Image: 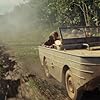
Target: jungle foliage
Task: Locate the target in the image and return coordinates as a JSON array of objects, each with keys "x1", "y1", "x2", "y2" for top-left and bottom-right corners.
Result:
[{"x1": 36, "y1": 0, "x2": 100, "y2": 28}]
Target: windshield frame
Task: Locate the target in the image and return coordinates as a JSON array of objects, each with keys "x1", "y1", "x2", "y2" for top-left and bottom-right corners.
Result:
[{"x1": 59, "y1": 26, "x2": 100, "y2": 40}]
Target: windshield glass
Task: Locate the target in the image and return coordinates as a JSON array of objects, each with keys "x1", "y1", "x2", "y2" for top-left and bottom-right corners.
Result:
[{"x1": 60, "y1": 26, "x2": 100, "y2": 39}]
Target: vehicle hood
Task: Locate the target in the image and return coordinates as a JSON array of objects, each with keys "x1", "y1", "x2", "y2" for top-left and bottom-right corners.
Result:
[{"x1": 65, "y1": 47, "x2": 100, "y2": 57}]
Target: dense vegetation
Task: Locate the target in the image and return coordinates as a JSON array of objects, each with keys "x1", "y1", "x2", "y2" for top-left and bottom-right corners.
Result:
[
  {"x1": 0, "y1": 0, "x2": 100, "y2": 40},
  {"x1": 36, "y1": 0, "x2": 100, "y2": 28},
  {"x1": 0, "y1": 0, "x2": 100, "y2": 43}
]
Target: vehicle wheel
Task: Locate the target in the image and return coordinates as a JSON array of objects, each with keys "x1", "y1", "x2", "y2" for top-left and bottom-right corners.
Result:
[
  {"x1": 65, "y1": 70, "x2": 77, "y2": 100},
  {"x1": 43, "y1": 58, "x2": 50, "y2": 78}
]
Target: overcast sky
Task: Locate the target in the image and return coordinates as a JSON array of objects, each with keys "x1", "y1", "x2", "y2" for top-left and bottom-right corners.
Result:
[{"x1": 0, "y1": 0, "x2": 29, "y2": 14}]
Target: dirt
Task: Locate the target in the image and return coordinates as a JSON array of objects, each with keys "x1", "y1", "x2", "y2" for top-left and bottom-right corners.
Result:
[
  {"x1": 29, "y1": 75, "x2": 67, "y2": 100},
  {"x1": 0, "y1": 44, "x2": 68, "y2": 100},
  {"x1": 0, "y1": 44, "x2": 100, "y2": 100}
]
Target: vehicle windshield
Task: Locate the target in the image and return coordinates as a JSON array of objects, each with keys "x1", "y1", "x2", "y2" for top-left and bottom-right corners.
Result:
[{"x1": 59, "y1": 26, "x2": 100, "y2": 39}]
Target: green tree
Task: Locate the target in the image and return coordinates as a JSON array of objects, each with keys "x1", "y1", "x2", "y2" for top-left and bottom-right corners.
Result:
[{"x1": 38, "y1": 0, "x2": 100, "y2": 27}]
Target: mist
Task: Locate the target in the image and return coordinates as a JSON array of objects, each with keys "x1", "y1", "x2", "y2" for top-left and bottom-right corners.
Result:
[{"x1": 0, "y1": 0, "x2": 47, "y2": 44}]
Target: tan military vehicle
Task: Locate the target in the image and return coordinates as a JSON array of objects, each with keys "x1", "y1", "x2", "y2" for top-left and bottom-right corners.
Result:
[{"x1": 38, "y1": 26, "x2": 100, "y2": 100}]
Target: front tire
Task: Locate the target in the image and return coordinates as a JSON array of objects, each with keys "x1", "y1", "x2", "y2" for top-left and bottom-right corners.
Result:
[{"x1": 65, "y1": 70, "x2": 77, "y2": 100}]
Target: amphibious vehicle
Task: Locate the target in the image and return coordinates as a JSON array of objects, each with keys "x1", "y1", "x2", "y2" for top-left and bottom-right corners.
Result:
[{"x1": 38, "y1": 26, "x2": 100, "y2": 100}]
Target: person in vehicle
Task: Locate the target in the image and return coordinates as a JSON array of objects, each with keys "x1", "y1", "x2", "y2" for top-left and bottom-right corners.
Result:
[
  {"x1": 44, "y1": 31, "x2": 60, "y2": 48},
  {"x1": 85, "y1": 31, "x2": 92, "y2": 37}
]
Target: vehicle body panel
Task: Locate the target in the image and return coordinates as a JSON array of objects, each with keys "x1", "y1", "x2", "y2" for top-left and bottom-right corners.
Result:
[
  {"x1": 39, "y1": 46, "x2": 100, "y2": 90},
  {"x1": 38, "y1": 26, "x2": 100, "y2": 90}
]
